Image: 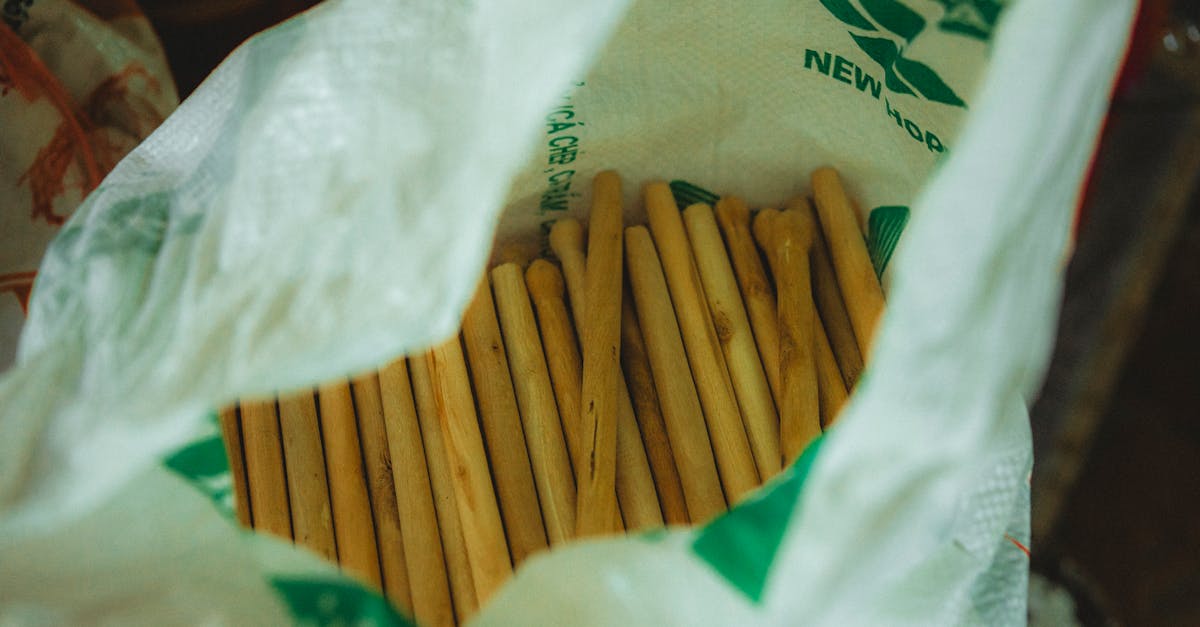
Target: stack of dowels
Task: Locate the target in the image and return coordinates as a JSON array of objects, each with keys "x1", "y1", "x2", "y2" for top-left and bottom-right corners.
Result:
[{"x1": 218, "y1": 167, "x2": 884, "y2": 625}]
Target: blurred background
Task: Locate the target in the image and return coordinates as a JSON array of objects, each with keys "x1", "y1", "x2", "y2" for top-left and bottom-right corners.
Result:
[{"x1": 9, "y1": 0, "x2": 1200, "y2": 624}]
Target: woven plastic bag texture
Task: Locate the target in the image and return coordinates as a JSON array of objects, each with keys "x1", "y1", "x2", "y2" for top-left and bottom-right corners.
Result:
[{"x1": 0, "y1": 0, "x2": 1136, "y2": 624}]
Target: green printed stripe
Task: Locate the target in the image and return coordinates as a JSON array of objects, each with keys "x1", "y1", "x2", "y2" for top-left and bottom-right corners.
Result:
[
  {"x1": 163, "y1": 411, "x2": 238, "y2": 520},
  {"x1": 867, "y1": 205, "x2": 909, "y2": 277},
  {"x1": 819, "y1": 0, "x2": 877, "y2": 31},
  {"x1": 669, "y1": 180, "x2": 720, "y2": 210},
  {"x1": 860, "y1": 0, "x2": 925, "y2": 42},
  {"x1": 272, "y1": 577, "x2": 413, "y2": 626},
  {"x1": 692, "y1": 435, "x2": 826, "y2": 603}
]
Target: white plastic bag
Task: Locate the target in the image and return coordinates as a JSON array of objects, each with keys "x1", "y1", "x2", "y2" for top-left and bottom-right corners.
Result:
[{"x1": 0, "y1": 0, "x2": 1136, "y2": 624}]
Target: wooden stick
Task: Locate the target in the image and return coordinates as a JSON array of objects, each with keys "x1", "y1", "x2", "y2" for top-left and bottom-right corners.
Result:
[
  {"x1": 317, "y1": 381, "x2": 383, "y2": 588},
  {"x1": 716, "y1": 199, "x2": 785, "y2": 410},
  {"x1": 491, "y1": 262, "x2": 578, "y2": 544},
  {"x1": 426, "y1": 337, "x2": 513, "y2": 603},
  {"x1": 548, "y1": 219, "x2": 667, "y2": 531},
  {"x1": 217, "y1": 405, "x2": 253, "y2": 528},
  {"x1": 409, "y1": 353, "x2": 478, "y2": 623},
  {"x1": 645, "y1": 183, "x2": 760, "y2": 502},
  {"x1": 238, "y1": 398, "x2": 292, "y2": 541},
  {"x1": 752, "y1": 208, "x2": 781, "y2": 262},
  {"x1": 351, "y1": 373, "x2": 413, "y2": 607},
  {"x1": 798, "y1": 196, "x2": 864, "y2": 390},
  {"x1": 525, "y1": 262, "x2": 607, "y2": 505},
  {"x1": 526, "y1": 260, "x2": 632, "y2": 532},
  {"x1": 813, "y1": 317, "x2": 849, "y2": 428},
  {"x1": 378, "y1": 358, "x2": 455, "y2": 627},
  {"x1": 684, "y1": 202, "x2": 781, "y2": 481},
  {"x1": 625, "y1": 225, "x2": 727, "y2": 522},
  {"x1": 575, "y1": 171, "x2": 624, "y2": 537},
  {"x1": 276, "y1": 390, "x2": 337, "y2": 562},
  {"x1": 461, "y1": 276, "x2": 549, "y2": 564},
  {"x1": 769, "y1": 210, "x2": 822, "y2": 464},
  {"x1": 619, "y1": 298, "x2": 690, "y2": 525},
  {"x1": 811, "y1": 167, "x2": 885, "y2": 356}
]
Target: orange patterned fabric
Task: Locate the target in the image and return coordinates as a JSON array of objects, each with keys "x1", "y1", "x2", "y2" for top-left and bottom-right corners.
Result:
[{"x1": 1, "y1": 0, "x2": 177, "y2": 369}]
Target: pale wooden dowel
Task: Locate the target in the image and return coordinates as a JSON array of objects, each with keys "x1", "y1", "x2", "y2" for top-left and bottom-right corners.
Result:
[
  {"x1": 317, "y1": 381, "x2": 383, "y2": 588},
  {"x1": 619, "y1": 298, "x2": 690, "y2": 526},
  {"x1": 549, "y1": 218, "x2": 664, "y2": 532},
  {"x1": 524, "y1": 260, "x2": 606, "y2": 497},
  {"x1": 797, "y1": 196, "x2": 863, "y2": 390},
  {"x1": 767, "y1": 210, "x2": 822, "y2": 465},
  {"x1": 378, "y1": 358, "x2": 455, "y2": 627},
  {"x1": 461, "y1": 276, "x2": 549, "y2": 564},
  {"x1": 217, "y1": 405, "x2": 253, "y2": 528},
  {"x1": 811, "y1": 167, "x2": 885, "y2": 356},
  {"x1": 351, "y1": 373, "x2": 413, "y2": 608},
  {"x1": 684, "y1": 202, "x2": 781, "y2": 481},
  {"x1": 751, "y1": 208, "x2": 782, "y2": 386},
  {"x1": 715, "y1": 198, "x2": 784, "y2": 410},
  {"x1": 575, "y1": 171, "x2": 624, "y2": 537},
  {"x1": 426, "y1": 337, "x2": 512, "y2": 604},
  {"x1": 645, "y1": 183, "x2": 760, "y2": 502},
  {"x1": 751, "y1": 209, "x2": 781, "y2": 260},
  {"x1": 276, "y1": 390, "x2": 337, "y2": 562},
  {"x1": 625, "y1": 226, "x2": 727, "y2": 523},
  {"x1": 239, "y1": 398, "x2": 292, "y2": 541},
  {"x1": 813, "y1": 316, "x2": 849, "y2": 428},
  {"x1": 491, "y1": 262, "x2": 578, "y2": 545},
  {"x1": 409, "y1": 354, "x2": 477, "y2": 623},
  {"x1": 526, "y1": 260, "x2": 630, "y2": 532}
]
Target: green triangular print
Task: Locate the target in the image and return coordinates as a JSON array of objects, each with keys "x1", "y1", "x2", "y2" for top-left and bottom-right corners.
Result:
[
  {"x1": 669, "y1": 180, "x2": 720, "y2": 210},
  {"x1": 860, "y1": 0, "x2": 926, "y2": 42},
  {"x1": 271, "y1": 577, "x2": 414, "y2": 626},
  {"x1": 692, "y1": 435, "x2": 826, "y2": 603},
  {"x1": 819, "y1": 0, "x2": 877, "y2": 31},
  {"x1": 162, "y1": 412, "x2": 236, "y2": 519},
  {"x1": 867, "y1": 205, "x2": 910, "y2": 277},
  {"x1": 893, "y1": 57, "x2": 966, "y2": 107}
]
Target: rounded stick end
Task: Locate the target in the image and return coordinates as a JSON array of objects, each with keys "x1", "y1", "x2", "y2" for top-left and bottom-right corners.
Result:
[
  {"x1": 549, "y1": 218, "x2": 585, "y2": 259},
  {"x1": 490, "y1": 261, "x2": 524, "y2": 286},
  {"x1": 643, "y1": 182, "x2": 676, "y2": 215},
  {"x1": 811, "y1": 166, "x2": 842, "y2": 190},
  {"x1": 682, "y1": 202, "x2": 713, "y2": 221},
  {"x1": 714, "y1": 197, "x2": 750, "y2": 227},
  {"x1": 594, "y1": 170, "x2": 623, "y2": 197},
  {"x1": 752, "y1": 208, "x2": 781, "y2": 251},
  {"x1": 525, "y1": 259, "x2": 565, "y2": 302},
  {"x1": 625, "y1": 224, "x2": 652, "y2": 247},
  {"x1": 782, "y1": 206, "x2": 816, "y2": 250}
]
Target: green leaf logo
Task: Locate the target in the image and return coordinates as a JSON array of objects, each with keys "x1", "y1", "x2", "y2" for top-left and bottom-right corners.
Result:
[{"x1": 819, "y1": 0, "x2": 1004, "y2": 108}]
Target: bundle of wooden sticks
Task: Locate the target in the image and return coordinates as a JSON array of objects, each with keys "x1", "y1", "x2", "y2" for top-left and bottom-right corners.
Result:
[{"x1": 218, "y1": 167, "x2": 883, "y2": 625}]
